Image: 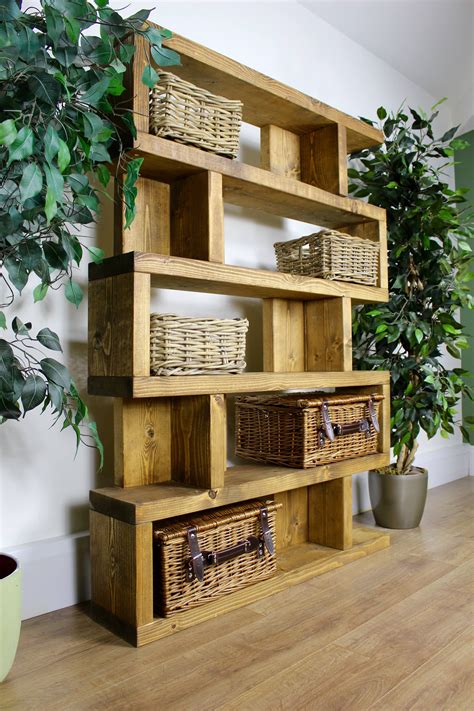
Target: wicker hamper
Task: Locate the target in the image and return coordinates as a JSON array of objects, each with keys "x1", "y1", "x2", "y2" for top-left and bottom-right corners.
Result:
[
  {"x1": 149, "y1": 72, "x2": 243, "y2": 158},
  {"x1": 235, "y1": 392, "x2": 383, "y2": 468},
  {"x1": 150, "y1": 313, "x2": 249, "y2": 376},
  {"x1": 274, "y1": 229, "x2": 380, "y2": 286},
  {"x1": 154, "y1": 501, "x2": 281, "y2": 616}
]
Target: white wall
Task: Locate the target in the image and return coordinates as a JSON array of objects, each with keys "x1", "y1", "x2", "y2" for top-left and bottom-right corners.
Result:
[{"x1": 0, "y1": 0, "x2": 470, "y2": 619}]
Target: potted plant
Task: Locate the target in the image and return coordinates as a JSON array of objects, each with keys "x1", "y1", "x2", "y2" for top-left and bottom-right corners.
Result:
[
  {"x1": 0, "y1": 555, "x2": 20, "y2": 683},
  {"x1": 0, "y1": 0, "x2": 179, "y2": 680},
  {"x1": 349, "y1": 103, "x2": 473, "y2": 529}
]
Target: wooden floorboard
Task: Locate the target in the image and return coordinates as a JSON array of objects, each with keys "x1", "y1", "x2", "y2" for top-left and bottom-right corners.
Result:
[{"x1": 0, "y1": 476, "x2": 472, "y2": 710}]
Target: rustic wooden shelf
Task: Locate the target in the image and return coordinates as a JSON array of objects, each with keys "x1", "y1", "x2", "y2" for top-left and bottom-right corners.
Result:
[
  {"x1": 89, "y1": 27, "x2": 391, "y2": 647},
  {"x1": 89, "y1": 252, "x2": 388, "y2": 304},
  {"x1": 163, "y1": 33, "x2": 383, "y2": 152},
  {"x1": 88, "y1": 370, "x2": 390, "y2": 398},
  {"x1": 91, "y1": 526, "x2": 390, "y2": 647},
  {"x1": 90, "y1": 452, "x2": 390, "y2": 525},
  {"x1": 132, "y1": 132, "x2": 385, "y2": 228}
]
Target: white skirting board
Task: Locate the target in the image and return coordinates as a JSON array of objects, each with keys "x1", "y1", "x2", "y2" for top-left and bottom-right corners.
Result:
[{"x1": 4, "y1": 442, "x2": 472, "y2": 621}]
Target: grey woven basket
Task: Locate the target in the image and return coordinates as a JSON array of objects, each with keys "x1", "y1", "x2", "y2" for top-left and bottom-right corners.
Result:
[
  {"x1": 274, "y1": 229, "x2": 380, "y2": 285},
  {"x1": 149, "y1": 72, "x2": 242, "y2": 159},
  {"x1": 150, "y1": 314, "x2": 249, "y2": 376}
]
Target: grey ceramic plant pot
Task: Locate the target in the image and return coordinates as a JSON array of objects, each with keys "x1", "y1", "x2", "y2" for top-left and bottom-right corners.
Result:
[
  {"x1": 0, "y1": 554, "x2": 21, "y2": 683},
  {"x1": 369, "y1": 466, "x2": 428, "y2": 529}
]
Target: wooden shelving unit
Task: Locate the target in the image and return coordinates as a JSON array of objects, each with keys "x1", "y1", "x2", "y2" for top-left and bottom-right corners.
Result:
[{"x1": 89, "y1": 27, "x2": 390, "y2": 647}]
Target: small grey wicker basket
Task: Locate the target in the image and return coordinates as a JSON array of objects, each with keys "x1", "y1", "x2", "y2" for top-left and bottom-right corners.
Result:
[
  {"x1": 274, "y1": 229, "x2": 380, "y2": 285},
  {"x1": 150, "y1": 314, "x2": 249, "y2": 376},
  {"x1": 149, "y1": 72, "x2": 242, "y2": 159}
]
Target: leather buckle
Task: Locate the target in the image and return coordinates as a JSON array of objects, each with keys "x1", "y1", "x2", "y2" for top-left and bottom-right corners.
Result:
[
  {"x1": 259, "y1": 507, "x2": 274, "y2": 555},
  {"x1": 368, "y1": 398, "x2": 380, "y2": 433},
  {"x1": 186, "y1": 526, "x2": 204, "y2": 583},
  {"x1": 321, "y1": 401, "x2": 335, "y2": 442}
]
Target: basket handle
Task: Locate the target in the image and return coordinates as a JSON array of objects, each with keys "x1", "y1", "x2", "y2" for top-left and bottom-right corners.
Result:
[
  {"x1": 319, "y1": 397, "x2": 380, "y2": 444},
  {"x1": 186, "y1": 507, "x2": 274, "y2": 583}
]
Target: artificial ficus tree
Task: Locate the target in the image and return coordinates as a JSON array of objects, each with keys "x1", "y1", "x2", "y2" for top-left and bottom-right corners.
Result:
[
  {"x1": 0, "y1": 0, "x2": 179, "y2": 463},
  {"x1": 350, "y1": 102, "x2": 474, "y2": 474}
]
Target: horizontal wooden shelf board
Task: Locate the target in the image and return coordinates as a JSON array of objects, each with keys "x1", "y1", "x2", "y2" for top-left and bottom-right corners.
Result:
[
  {"x1": 88, "y1": 370, "x2": 390, "y2": 399},
  {"x1": 89, "y1": 252, "x2": 388, "y2": 304},
  {"x1": 162, "y1": 31, "x2": 383, "y2": 152},
  {"x1": 133, "y1": 132, "x2": 385, "y2": 228},
  {"x1": 89, "y1": 452, "x2": 390, "y2": 525}
]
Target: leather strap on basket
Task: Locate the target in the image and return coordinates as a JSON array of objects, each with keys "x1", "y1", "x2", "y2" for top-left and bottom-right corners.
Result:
[
  {"x1": 186, "y1": 506, "x2": 274, "y2": 583},
  {"x1": 367, "y1": 397, "x2": 380, "y2": 433},
  {"x1": 319, "y1": 397, "x2": 379, "y2": 445}
]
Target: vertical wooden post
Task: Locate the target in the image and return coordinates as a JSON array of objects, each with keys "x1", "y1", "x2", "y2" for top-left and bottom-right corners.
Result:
[
  {"x1": 274, "y1": 489, "x2": 309, "y2": 550},
  {"x1": 114, "y1": 176, "x2": 170, "y2": 255},
  {"x1": 90, "y1": 511, "x2": 154, "y2": 629},
  {"x1": 301, "y1": 124, "x2": 348, "y2": 195},
  {"x1": 88, "y1": 272, "x2": 151, "y2": 378},
  {"x1": 260, "y1": 125, "x2": 301, "y2": 179},
  {"x1": 121, "y1": 33, "x2": 150, "y2": 134},
  {"x1": 308, "y1": 477, "x2": 353, "y2": 550},
  {"x1": 170, "y1": 171, "x2": 224, "y2": 263},
  {"x1": 305, "y1": 296, "x2": 352, "y2": 371},
  {"x1": 263, "y1": 298, "x2": 305, "y2": 372},
  {"x1": 171, "y1": 394, "x2": 226, "y2": 490}
]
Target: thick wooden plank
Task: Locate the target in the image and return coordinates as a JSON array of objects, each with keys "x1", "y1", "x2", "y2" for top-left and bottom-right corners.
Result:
[
  {"x1": 160, "y1": 30, "x2": 383, "y2": 151},
  {"x1": 301, "y1": 124, "x2": 348, "y2": 195},
  {"x1": 308, "y1": 476, "x2": 353, "y2": 550},
  {"x1": 114, "y1": 176, "x2": 170, "y2": 255},
  {"x1": 114, "y1": 399, "x2": 171, "y2": 487},
  {"x1": 134, "y1": 527, "x2": 389, "y2": 645},
  {"x1": 88, "y1": 273, "x2": 150, "y2": 377},
  {"x1": 305, "y1": 297, "x2": 353, "y2": 371},
  {"x1": 171, "y1": 394, "x2": 226, "y2": 489},
  {"x1": 88, "y1": 369, "x2": 390, "y2": 398},
  {"x1": 133, "y1": 132, "x2": 386, "y2": 227},
  {"x1": 274, "y1": 489, "x2": 309, "y2": 550},
  {"x1": 260, "y1": 124, "x2": 301, "y2": 179},
  {"x1": 89, "y1": 252, "x2": 389, "y2": 304},
  {"x1": 263, "y1": 299, "x2": 305, "y2": 372},
  {"x1": 170, "y1": 171, "x2": 224, "y2": 262},
  {"x1": 122, "y1": 33, "x2": 149, "y2": 133},
  {"x1": 90, "y1": 511, "x2": 153, "y2": 628},
  {"x1": 89, "y1": 452, "x2": 390, "y2": 525},
  {"x1": 357, "y1": 383, "x2": 391, "y2": 455}
]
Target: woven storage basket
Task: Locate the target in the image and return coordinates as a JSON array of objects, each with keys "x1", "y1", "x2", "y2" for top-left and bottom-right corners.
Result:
[
  {"x1": 150, "y1": 313, "x2": 249, "y2": 376},
  {"x1": 149, "y1": 72, "x2": 243, "y2": 158},
  {"x1": 274, "y1": 229, "x2": 380, "y2": 285},
  {"x1": 235, "y1": 392, "x2": 383, "y2": 468},
  {"x1": 154, "y1": 500, "x2": 281, "y2": 616}
]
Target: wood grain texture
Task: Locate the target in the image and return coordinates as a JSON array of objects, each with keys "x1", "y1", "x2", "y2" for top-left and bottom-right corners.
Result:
[
  {"x1": 170, "y1": 171, "x2": 224, "y2": 262},
  {"x1": 357, "y1": 383, "x2": 391, "y2": 454},
  {"x1": 274, "y1": 489, "x2": 309, "y2": 550},
  {"x1": 171, "y1": 394, "x2": 226, "y2": 489},
  {"x1": 113, "y1": 399, "x2": 171, "y2": 487},
  {"x1": 260, "y1": 124, "x2": 301, "y2": 179},
  {"x1": 308, "y1": 476, "x2": 353, "y2": 550},
  {"x1": 305, "y1": 296, "x2": 352, "y2": 371},
  {"x1": 90, "y1": 452, "x2": 390, "y2": 525},
  {"x1": 159, "y1": 29, "x2": 383, "y2": 150},
  {"x1": 89, "y1": 252, "x2": 389, "y2": 304},
  {"x1": 121, "y1": 33, "x2": 149, "y2": 133},
  {"x1": 263, "y1": 299, "x2": 305, "y2": 372},
  {"x1": 114, "y1": 176, "x2": 170, "y2": 255},
  {"x1": 3, "y1": 479, "x2": 471, "y2": 708},
  {"x1": 90, "y1": 511, "x2": 153, "y2": 628},
  {"x1": 88, "y1": 273, "x2": 150, "y2": 377},
  {"x1": 301, "y1": 124, "x2": 348, "y2": 195},
  {"x1": 88, "y1": 369, "x2": 390, "y2": 398},
  {"x1": 133, "y1": 132, "x2": 386, "y2": 227}
]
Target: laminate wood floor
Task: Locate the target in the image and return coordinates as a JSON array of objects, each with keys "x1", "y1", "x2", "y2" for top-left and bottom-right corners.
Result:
[{"x1": 1, "y1": 477, "x2": 472, "y2": 710}]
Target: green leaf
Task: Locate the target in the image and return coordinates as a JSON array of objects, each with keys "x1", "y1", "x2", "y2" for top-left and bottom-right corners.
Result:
[
  {"x1": 0, "y1": 312, "x2": 6, "y2": 330},
  {"x1": 45, "y1": 186, "x2": 57, "y2": 224},
  {"x1": 86, "y1": 246, "x2": 104, "y2": 264},
  {"x1": 19, "y1": 240, "x2": 42, "y2": 270},
  {"x1": 37, "y1": 328, "x2": 62, "y2": 352},
  {"x1": 95, "y1": 164, "x2": 110, "y2": 188},
  {"x1": 7, "y1": 127, "x2": 34, "y2": 166},
  {"x1": 21, "y1": 374, "x2": 47, "y2": 413},
  {"x1": 43, "y1": 240, "x2": 69, "y2": 270},
  {"x1": 57, "y1": 139, "x2": 71, "y2": 173},
  {"x1": 44, "y1": 125, "x2": 61, "y2": 164},
  {"x1": 65, "y1": 281, "x2": 83, "y2": 307},
  {"x1": 142, "y1": 65, "x2": 158, "y2": 89},
  {"x1": 5, "y1": 255, "x2": 28, "y2": 293},
  {"x1": 151, "y1": 46, "x2": 180, "y2": 67},
  {"x1": 80, "y1": 77, "x2": 110, "y2": 107},
  {"x1": 44, "y1": 163, "x2": 64, "y2": 202},
  {"x1": 377, "y1": 107, "x2": 387, "y2": 120},
  {"x1": 19, "y1": 163, "x2": 43, "y2": 201},
  {"x1": 40, "y1": 358, "x2": 71, "y2": 390},
  {"x1": 12, "y1": 317, "x2": 30, "y2": 335},
  {"x1": 0, "y1": 119, "x2": 17, "y2": 147},
  {"x1": 33, "y1": 283, "x2": 48, "y2": 303},
  {"x1": 47, "y1": 381, "x2": 64, "y2": 411},
  {"x1": 88, "y1": 420, "x2": 104, "y2": 469},
  {"x1": 415, "y1": 328, "x2": 423, "y2": 343}
]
